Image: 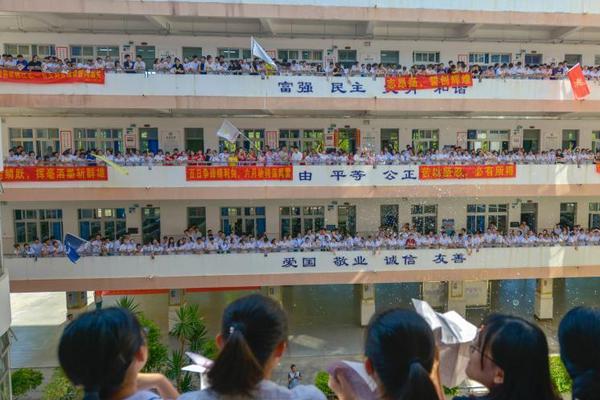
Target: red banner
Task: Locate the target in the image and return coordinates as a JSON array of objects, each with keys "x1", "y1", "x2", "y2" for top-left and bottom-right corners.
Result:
[
  {"x1": 0, "y1": 69, "x2": 105, "y2": 84},
  {"x1": 187, "y1": 166, "x2": 293, "y2": 181},
  {"x1": 419, "y1": 164, "x2": 516, "y2": 180},
  {"x1": 385, "y1": 72, "x2": 473, "y2": 92},
  {"x1": 567, "y1": 64, "x2": 590, "y2": 100},
  {"x1": 0, "y1": 166, "x2": 108, "y2": 181}
]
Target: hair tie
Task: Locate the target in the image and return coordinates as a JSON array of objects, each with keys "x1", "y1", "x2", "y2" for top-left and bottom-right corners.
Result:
[{"x1": 409, "y1": 358, "x2": 421, "y2": 366}]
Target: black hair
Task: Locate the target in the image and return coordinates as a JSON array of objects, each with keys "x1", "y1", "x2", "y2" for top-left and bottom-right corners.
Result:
[
  {"x1": 58, "y1": 307, "x2": 145, "y2": 400},
  {"x1": 559, "y1": 306, "x2": 600, "y2": 400},
  {"x1": 207, "y1": 294, "x2": 288, "y2": 396},
  {"x1": 364, "y1": 309, "x2": 439, "y2": 400},
  {"x1": 479, "y1": 314, "x2": 560, "y2": 400}
]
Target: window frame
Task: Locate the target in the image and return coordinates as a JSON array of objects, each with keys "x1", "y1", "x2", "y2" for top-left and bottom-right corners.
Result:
[{"x1": 78, "y1": 208, "x2": 127, "y2": 241}]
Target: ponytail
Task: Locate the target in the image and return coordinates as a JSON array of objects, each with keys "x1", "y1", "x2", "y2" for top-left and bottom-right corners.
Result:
[
  {"x1": 207, "y1": 294, "x2": 288, "y2": 396},
  {"x1": 207, "y1": 328, "x2": 264, "y2": 396},
  {"x1": 398, "y1": 360, "x2": 440, "y2": 400}
]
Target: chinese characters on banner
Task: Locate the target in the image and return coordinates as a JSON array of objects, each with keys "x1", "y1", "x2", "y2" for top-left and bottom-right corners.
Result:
[
  {"x1": 419, "y1": 164, "x2": 516, "y2": 180},
  {"x1": 0, "y1": 166, "x2": 108, "y2": 181},
  {"x1": 279, "y1": 251, "x2": 469, "y2": 269},
  {"x1": 0, "y1": 69, "x2": 105, "y2": 84},
  {"x1": 567, "y1": 63, "x2": 590, "y2": 100},
  {"x1": 385, "y1": 72, "x2": 473, "y2": 93},
  {"x1": 186, "y1": 166, "x2": 293, "y2": 181}
]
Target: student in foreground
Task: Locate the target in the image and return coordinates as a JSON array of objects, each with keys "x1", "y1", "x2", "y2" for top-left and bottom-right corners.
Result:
[
  {"x1": 453, "y1": 314, "x2": 560, "y2": 400},
  {"x1": 558, "y1": 306, "x2": 600, "y2": 400},
  {"x1": 179, "y1": 294, "x2": 326, "y2": 400},
  {"x1": 328, "y1": 308, "x2": 443, "y2": 400},
  {"x1": 58, "y1": 307, "x2": 179, "y2": 400}
]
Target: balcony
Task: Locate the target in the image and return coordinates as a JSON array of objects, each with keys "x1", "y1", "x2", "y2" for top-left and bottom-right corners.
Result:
[
  {"x1": 0, "y1": 75, "x2": 598, "y2": 117},
  {"x1": 7, "y1": 246, "x2": 600, "y2": 292},
  {"x1": 0, "y1": 164, "x2": 599, "y2": 201}
]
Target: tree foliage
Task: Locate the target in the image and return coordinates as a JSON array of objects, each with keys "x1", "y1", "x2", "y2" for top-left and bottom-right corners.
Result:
[{"x1": 11, "y1": 368, "x2": 43, "y2": 398}]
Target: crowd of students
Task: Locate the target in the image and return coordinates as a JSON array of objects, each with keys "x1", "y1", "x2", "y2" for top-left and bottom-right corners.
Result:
[
  {"x1": 59, "y1": 294, "x2": 600, "y2": 400},
  {"x1": 2, "y1": 51, "x2": 600, "y2": 81},
  {"x1": 13, "y1": 223, "x2": 600, "y2": 258},
  {"x1": 5, "y1": 145, "x2": 598, "y2": 167}
]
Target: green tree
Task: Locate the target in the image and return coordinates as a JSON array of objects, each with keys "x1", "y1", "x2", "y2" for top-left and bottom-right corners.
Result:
[
  {"x1": 549, "y1": 355, "x2": 572, "y2": 393},
  {"x1": 115, "y1": 296, "x2": 169, "y2": 373},
  {"x1": 42, "y1": 369, "x2": 81, "y2": 400},
  {"x1": 115, "y1": 296, "x2": 141, "y2": 315},
  {"x1": 11, "y1": 368, "x2": 43, "y2": 398},
  {"x1": 167, "y1": 304, "x2": 209, "y2": 392},
  {"x1": 200, "y1": 338, "x2": 219, "y2": 360},
  {"x1": 314, "y1": 371, "x2": 335, "y2": 399}
]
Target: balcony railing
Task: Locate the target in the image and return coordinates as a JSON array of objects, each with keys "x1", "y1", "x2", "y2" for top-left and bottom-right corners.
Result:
[
  {"x1": 6, "y1": 246, "x2": 600, "y2": 291},
  {"x1": 0, "y1": 164, "x2": 599, "y2": 189},
  {"x1": 0, "y1": 74, "x2": 594, "y2": 102}
]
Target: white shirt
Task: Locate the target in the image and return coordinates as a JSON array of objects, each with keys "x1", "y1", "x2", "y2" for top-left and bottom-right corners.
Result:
[{"x1": 178, "y1": 380, "x2": 326, "y2": 400}]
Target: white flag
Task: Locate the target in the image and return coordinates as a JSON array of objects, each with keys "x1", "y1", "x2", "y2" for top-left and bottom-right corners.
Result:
[
  {"x1": 216, "y1": 120, "x2": 241, "y2": 143},
  {"x1": 251, "y1": 37, "x2": 277, "y2": 69}
]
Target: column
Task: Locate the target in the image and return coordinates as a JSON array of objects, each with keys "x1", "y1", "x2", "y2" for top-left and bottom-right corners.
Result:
[
  {"x1": 168, "y1": 289, "x2": 186, "y2": 332},
  {"x1": 446, "y1": 281, "x2": 467, "y2": 316},
  {"x1": 66, "y1": 291, "x2": 88, "y2": 319},
  {"x1": 262, "y1": 286, "x2": 283, "y2": 305},
  {"x1": 534, "y1": 278, "x2": 553, "y2": 320},
  {"x1": 356, "y1": 284, "x2": 375, "y2": 326}
]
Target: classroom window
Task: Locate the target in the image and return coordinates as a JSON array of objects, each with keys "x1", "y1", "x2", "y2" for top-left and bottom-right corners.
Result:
[
  {"x1": 279, "y1": 206, "x2": 325, "y2": 238},
  {"x1": 9, "y1": 128, "x2": 60, "y2": 157},
  {"x1": 78, "y1": 208, "x2": 127, "y2": 240},
  {"x1": 221, "y1": 207, "x2": 266, "y2": 236},
  {"x1": 14, "y1": 209, "x2": 63, "y2": 243}
]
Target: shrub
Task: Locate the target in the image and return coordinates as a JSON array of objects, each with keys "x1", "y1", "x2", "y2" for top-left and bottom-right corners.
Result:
[
  {"x1": 42, "y1": 369, "x2": 81, "y2": 400},
  {"x1": 549, "y1": 355, "x2": 572, "y2": 394},
  {"x1": 315, "y1": 371, "x2": 335, "y2": 398},
  {"x1": 200, "y1": 338, "x2": 219, "y2": 360},
  {"x1": 139, "y1": 314, "x2": 169, "y2": 373},
  {"x1": 11, "y1": 368, "x2": 43, "y2": 398}
]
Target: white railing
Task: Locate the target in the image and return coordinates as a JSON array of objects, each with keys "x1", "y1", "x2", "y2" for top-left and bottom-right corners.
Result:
[
  {"x1": 0, "y1": 164, "x2": 598, "y2": 189},
  {"x1": 6, "y1": 246, "x2": 600, "y2": 291}
]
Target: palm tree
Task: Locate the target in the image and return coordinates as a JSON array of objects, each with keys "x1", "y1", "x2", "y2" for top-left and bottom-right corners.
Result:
[
  {"x1": 167, "y1": 304, "x2": 208, "y2": 391},
  {"x1": 115, "y1": 296, "x2": 141, "y2": 315}
]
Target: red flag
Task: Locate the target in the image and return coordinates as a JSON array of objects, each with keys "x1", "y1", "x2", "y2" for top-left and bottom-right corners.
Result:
[{"x1": 567, "y1": 63, "x2": 590, "y2": 100}]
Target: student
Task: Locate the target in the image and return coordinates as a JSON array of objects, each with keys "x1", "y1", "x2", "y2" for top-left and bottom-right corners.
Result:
[
  {"x1": 287, "y1": 364, "x2": 302, "y2": 389},
  {"x1": 179, "y1": 294, "x2": 325, "y2": 400},
  {"x1": 59, "y1": 307, "x2": 179, "y2": 400},
  {"x1": 558, "y1": 306, "x2": 600, "y2": 400},
  {"x1": 453, "y1": 314, "x2": 560, "y2": 400},
  {"x1": 329, "y1": 308, "x2": 442, "y2": 400}
]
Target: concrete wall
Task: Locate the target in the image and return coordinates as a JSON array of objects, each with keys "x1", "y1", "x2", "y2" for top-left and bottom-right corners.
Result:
[{"x1": 0, "y1": 273, "x2": 11, "y2": 336}]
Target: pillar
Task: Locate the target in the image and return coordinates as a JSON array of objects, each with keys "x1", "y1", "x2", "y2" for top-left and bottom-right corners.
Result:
[
  {"x1": 534, "y1": 278, "x2": 553, "y2": 320},
  {"x1": 168, "y1": 289, "x2": 185, "y2": 332},
  {"x1": 66, "y1": 291, "x2": 88, "y2": 320},
  {"x1": 262, "y1": 286, "x2": 283, "y2": 306},
  {"x1": 356, "y1": 284, "x2": 375, "y2": 326},
  {"x1": 446, "y1": 281, "x2": 467, "y2": 316},
  {"x1": 446, "y1": 280, "x2": 490, "y2": 317}
]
